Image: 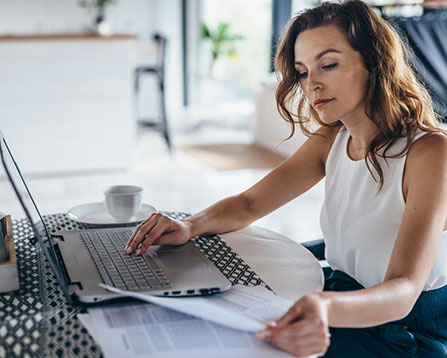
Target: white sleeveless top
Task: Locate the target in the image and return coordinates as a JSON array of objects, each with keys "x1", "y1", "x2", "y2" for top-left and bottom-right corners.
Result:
[{"x1": 320, "y1": 127, "x2": 447, "y2": 291}]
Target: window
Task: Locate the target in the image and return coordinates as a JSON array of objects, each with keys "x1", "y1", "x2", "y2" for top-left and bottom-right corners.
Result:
[{"x1": 187, "y1": 0, "x2": 273, "y2": 108}]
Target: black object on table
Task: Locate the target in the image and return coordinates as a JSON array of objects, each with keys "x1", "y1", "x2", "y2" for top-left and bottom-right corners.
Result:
[{"x1": 0, "y1": 212, "x2": 8, "y2": 263}]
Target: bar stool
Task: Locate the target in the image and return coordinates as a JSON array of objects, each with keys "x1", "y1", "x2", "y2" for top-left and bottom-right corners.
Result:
[{"x1": 134, "y1": 33, "x2": 171, "y2": 150}]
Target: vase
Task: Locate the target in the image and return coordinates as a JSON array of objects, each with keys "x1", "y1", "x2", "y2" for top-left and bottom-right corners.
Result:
[{"x1": 94, "y1": 14, "x2": 112, "y2": 36}]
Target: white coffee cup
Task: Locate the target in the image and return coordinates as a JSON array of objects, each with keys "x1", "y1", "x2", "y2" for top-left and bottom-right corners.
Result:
[{"x1": 103, "y1": 185, "x2": 143, "y2": 221}]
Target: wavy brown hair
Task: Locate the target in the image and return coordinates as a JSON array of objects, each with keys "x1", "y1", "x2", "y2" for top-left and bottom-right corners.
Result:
[{"x1": 274, "y1": 0, "x2": 444, "y2": 189}]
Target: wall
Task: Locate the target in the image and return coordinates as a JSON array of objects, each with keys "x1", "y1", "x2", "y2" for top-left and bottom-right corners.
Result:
[
  {"x1": 253, "y1": 74, "x2": 307, "y2": 157},
  {"x1": 0, "y1": 0, "x2": 153, "y2": 39},
  {"x1": 0, "y1": 0, "x2": 184, "y2": 125}
]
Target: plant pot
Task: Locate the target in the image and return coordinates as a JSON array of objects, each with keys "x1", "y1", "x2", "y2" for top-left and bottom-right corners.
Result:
[{"x1": 94, "y1": 14, "x2": 112, "y2": 36}]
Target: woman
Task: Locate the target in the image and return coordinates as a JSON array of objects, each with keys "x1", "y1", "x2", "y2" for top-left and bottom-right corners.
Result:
[{"x1": 125, "y1": 1, "x2": 447, "y2": 356}]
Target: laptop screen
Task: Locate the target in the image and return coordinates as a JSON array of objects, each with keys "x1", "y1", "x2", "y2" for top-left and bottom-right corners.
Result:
[{"x1": 0, "y1": 131, "x2": 72, "y2": 303}]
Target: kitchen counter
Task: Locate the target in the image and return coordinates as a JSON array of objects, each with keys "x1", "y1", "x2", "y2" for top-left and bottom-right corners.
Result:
[
  {"x1": 0, "y1": 33, "x2": 136, "y2": 41},
  {"x1": 0, "y1": 34, "x2": 137, "y2": 175}
]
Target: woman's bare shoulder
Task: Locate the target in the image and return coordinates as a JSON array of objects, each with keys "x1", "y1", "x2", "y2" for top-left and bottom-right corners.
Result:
[
  {"x1": 402, "y1": 131, "x2": 447, "y2": 201},
  {"x1": 409, "y1": 131, "x2": 447, "y2": 159},
  {"x1": 405, "y1": 131, "x2": 447, "y2": 183}
]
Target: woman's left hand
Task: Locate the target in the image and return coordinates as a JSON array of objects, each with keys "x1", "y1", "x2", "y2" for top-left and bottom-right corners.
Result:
[{"x1": 256, "y1": 293, "x2": 331, "y2": 358}]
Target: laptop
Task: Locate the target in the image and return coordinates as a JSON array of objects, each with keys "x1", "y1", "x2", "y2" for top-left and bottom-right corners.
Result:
[{"x1": 0, "y1": 131, "x2": 231, "y2": 304}]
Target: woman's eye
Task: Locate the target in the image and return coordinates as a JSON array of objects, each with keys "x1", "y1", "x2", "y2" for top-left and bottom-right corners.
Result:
[
  {"x1": 297, "y1": 72, "x2": 308, "y2": 79},
  {"x1": 322, "y1": 63, "x2": 338, "y2": 70}
]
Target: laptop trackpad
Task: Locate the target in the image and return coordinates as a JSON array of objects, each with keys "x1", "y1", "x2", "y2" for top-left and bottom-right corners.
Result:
[{"x1": 155, "y1": 249, "x2": 208, "y2": 269}]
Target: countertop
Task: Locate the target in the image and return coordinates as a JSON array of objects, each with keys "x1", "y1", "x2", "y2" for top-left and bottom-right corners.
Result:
[{"x1": 0, "y1": 33, "x2": 137, "y2": 41}]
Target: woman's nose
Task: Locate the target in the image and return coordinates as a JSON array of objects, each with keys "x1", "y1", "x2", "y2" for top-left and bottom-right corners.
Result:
[{"x1": 306, "y1": 72, "x2": 322, "y2": 93}]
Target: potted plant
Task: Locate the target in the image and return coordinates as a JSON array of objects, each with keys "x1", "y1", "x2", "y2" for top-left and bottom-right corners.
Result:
[
  {"x1": 202, "y1": 22, "x2": 243, "y2": 79},
  {"x1": 79, "y1": 0, "x2": 117, "y2": 35}
]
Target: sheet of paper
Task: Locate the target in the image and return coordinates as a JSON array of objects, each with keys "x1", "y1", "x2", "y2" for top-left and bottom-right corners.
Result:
[
  {"x1": 99, "y1": 283, "x2": 294, "y2": 333},
  {"x1": 78, "y1": 300, "x2": 294, "y2": 358}
]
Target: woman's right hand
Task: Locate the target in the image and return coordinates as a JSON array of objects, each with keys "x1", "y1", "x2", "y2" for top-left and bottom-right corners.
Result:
[{"x1": 124, "y1": 213, "x2": 193, "y2": 255}]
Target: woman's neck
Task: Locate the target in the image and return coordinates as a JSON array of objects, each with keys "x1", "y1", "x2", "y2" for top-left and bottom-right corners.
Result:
[{"x1": 342, "y1": 115, "x2": 379, "y2": 151}]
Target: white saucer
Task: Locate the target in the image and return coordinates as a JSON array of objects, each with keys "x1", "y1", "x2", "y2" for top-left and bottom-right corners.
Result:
[{"x1": 67, "y1": 202, "x2": 157, "y2": 226}]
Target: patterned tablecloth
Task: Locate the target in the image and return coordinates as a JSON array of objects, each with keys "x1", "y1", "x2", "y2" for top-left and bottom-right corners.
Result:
[{"x1": 0, "y1": 213, "x2": 268, "y2": 358}]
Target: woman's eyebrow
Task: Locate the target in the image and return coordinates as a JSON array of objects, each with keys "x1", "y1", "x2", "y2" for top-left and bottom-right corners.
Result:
[{"x1": 294, "y1": 48, "x2": 341, "y2": 65}]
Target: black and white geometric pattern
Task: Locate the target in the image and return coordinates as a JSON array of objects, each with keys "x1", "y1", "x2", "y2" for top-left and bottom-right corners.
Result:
[{"x1": 0, "y1": 213, "x2": 268, "y2": 358}]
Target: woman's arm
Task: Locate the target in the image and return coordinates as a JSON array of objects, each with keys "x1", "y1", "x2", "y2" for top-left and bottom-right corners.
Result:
[
  {"x1": 126, "y1": 125, "x2": 337, "y2": 254},
  {"x1": 259, "y1": 132, "x2": 447, "y2": 357}
]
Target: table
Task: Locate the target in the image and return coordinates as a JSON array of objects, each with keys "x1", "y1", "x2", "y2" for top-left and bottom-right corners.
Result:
[
  {"x1": 222, "y1": 226, "x2": 323, "y2": 301},
  {"x1": 0, "y1": 213, "x2": 323, "y2": 358}
]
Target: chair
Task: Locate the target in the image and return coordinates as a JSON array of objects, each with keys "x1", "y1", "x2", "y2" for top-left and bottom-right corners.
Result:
[
  {"x1": 301, "y1": 238, "x2": 326, "y2": 261},
  {"x1": 134, "y1": 33, "x2": 171, "y2": 150}
]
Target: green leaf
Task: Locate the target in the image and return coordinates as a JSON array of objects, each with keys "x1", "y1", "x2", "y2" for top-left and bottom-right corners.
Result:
[
  {"x1": 202, "y1": 23, "x2": 211, "y2": 38},
  {"x1": 79, "y1": 0, "x2": 115, "y2": 11},
  {"x1": 201, "y1": 21, "x2": 243, "y2": 61},
  {"x1": 217, "y1": 22, "x2": 229, "y2": 36}
]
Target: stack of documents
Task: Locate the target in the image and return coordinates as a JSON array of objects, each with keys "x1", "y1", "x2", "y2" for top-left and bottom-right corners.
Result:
[{"x1": 78, "y1": 284, "x2": 296, "y2": 358}]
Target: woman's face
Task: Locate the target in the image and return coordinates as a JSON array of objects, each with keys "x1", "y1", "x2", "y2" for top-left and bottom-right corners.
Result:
[{"x1": 294, "y1": 25, "x2": 370, "y2": 125}]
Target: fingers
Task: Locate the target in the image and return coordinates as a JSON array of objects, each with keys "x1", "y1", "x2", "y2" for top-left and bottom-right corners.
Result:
[
  {"x1": 125, "y1": 213, "x2": 172, "y2": 254},
  {"x1": 124, "y1": 213, "x2": 188, "y2": 255},
  {"x1": 258, "y1": 320, "x2": 330, "y2": 358},
  {"x1": 135, "y1": 221, "x2": 172, "y2": 255},
  {"x1": 275, "y1": 301, "x2": 304, "y2": 327},
  {"x1": 272, "y1": 333, "x2": 330, "y2": 358},
  {"x1": 125, "y1": 214, "x2": 157, "y2": 254},
  {"x1": 257, "y1": 316, "x2": 323, "y2": 340},
  {"x1": 126, "y1": 213, "x2": 155, "y2": 248}
]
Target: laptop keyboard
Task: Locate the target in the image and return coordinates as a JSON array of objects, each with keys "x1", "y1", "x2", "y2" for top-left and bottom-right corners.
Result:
[{"x1": 81, "y1": 230, "x2": 171, "y2": 291}]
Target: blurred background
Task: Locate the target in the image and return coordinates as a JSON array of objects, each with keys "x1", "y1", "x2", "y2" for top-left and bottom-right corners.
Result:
[{"x1": 0, "y1": 0, "x2": 446, "y2": 242}]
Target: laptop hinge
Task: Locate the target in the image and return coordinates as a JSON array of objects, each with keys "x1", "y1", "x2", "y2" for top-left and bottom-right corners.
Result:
[
  {"x1": 52, "y1": 242, "x2": 73, "y2": 283},
  {"x1": 28, "y1": 233, "x2": 63, "y2": 246},
  {"x1": 52, "y1": 234, "x2": 64, "y2": 241},
  {"x1": 69, "y1": 281, "x2": 83, "y2": 291}
]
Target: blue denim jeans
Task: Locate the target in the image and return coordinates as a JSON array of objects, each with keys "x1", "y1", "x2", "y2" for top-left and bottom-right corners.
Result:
[{"x1": 323, "y1": 268, "x2": 447, "y2": 358}]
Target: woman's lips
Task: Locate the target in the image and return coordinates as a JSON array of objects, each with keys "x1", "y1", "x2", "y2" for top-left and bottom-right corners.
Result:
[{"x1": 314, "y1": 99, "x2": 333, "y2": 109}]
